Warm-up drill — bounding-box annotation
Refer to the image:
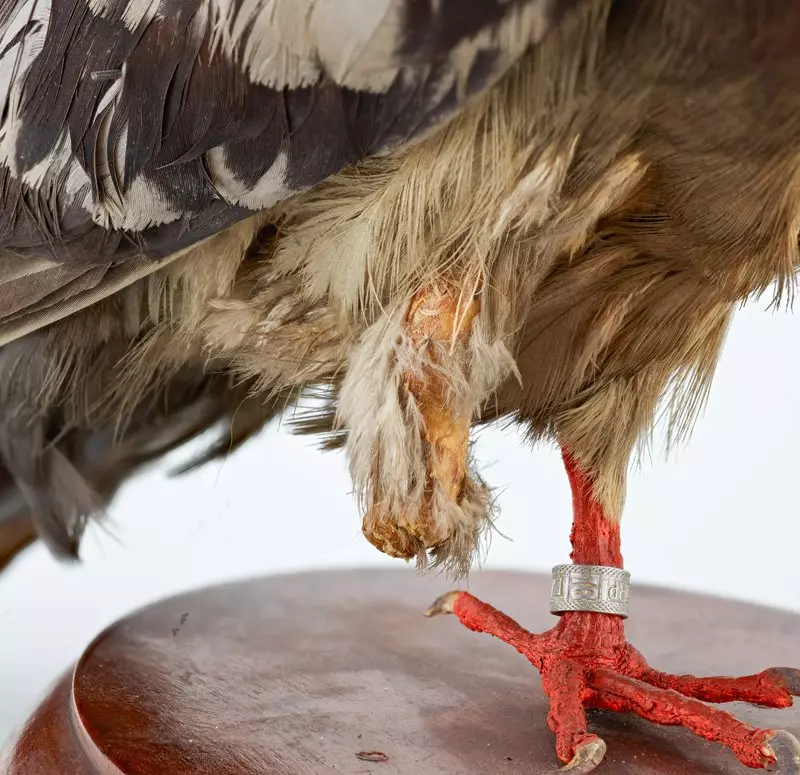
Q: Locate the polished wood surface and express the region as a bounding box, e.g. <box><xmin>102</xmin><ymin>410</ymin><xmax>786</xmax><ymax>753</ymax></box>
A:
<box><xmin>3</xmin><ymin>569</ymin><xmax>800</xmax><ymax>774</ymax></box>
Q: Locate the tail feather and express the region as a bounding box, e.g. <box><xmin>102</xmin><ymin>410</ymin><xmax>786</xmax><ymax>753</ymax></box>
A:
<box><xmin>0</xmin><ymin>335</ymin><xmax>282</xmax><ymax>562</ymax></box>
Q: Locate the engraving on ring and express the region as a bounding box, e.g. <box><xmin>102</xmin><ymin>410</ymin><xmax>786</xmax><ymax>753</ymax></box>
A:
<box><xmin>571</xmin><ymin>568</ymin><xmax>601</xmax><ymax>601</ymax></box>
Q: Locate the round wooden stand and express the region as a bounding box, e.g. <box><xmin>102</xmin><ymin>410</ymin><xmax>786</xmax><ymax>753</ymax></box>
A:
<box><xmin>3</xmin><ymin>569</ymin><xmax>799</xmax><ymax>774</ymax></box>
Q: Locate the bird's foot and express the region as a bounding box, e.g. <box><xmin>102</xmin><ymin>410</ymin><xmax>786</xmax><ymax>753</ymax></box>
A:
<box><xmin>427</xmin><ymin>591</ymin><xmax>800</xmax><ymax>773</ymax></box>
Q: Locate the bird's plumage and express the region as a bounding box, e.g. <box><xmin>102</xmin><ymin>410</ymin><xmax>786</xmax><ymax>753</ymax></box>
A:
<box><xmin>1</xmin><ymin>0</ymin><xmax>799</xmax><ymax>576</ymax></box>
<box><xmin>0</xmin><ymin>0</ymin><xmax>561</xmax><ymax>343</ymax></box>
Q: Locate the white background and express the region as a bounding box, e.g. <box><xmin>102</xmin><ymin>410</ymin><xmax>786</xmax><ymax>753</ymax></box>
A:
<box><xmin>1</xmin><ymin>299</ymin><xmax>799</xmax><ymax>745</ymax></box>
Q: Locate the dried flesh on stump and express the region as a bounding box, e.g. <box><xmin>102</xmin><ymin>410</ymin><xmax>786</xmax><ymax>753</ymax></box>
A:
<box><xmin>341</xmin><ymin>277</ymin><xmax>514</xmax><ymax>574</ymax></box>
<box><xmin>362</xmin><ymin>282</ymin><xmax>480</xmax><ymax>557</ymax></box>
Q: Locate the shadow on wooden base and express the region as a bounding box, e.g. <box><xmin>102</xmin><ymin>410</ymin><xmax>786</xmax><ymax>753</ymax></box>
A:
<box><xmin>3</xmin><ymin>569</ymin><xmax>799</xmax><ymax>774</ymax></box>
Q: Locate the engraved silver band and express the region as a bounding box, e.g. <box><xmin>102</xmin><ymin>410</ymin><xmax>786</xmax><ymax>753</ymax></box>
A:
<box><xmin>550</xmin><ymin>564</ymin><xmax>631</xmax><ymax>618</ymax></box>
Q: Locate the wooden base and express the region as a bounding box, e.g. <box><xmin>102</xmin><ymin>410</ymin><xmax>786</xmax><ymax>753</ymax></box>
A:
<box><xmin>3</xmin><ymin>569</ymin><xmax>800</xmax><ymax>774</ymax></box>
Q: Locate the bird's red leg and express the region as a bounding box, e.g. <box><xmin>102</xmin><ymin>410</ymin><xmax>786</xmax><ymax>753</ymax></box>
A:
<box><xmin>427</xmin><ymin>450</ymin><xmax>800</xmax><ymax>773</ymax></box>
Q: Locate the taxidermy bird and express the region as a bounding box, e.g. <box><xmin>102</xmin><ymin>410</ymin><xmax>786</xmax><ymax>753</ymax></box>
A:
<box><xmin>1</xmin><ymin>0</ymin><xmax>799</xmax><ymax>771</ymax></box>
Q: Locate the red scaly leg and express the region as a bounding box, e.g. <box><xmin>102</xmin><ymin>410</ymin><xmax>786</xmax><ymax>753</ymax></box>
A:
<box><xmin>426</xmin><ymin>450</ymin><xmax>800</xmax><ymax>773</ymax></box>
<box><xmin>425</xmin><ymin>590</ymin><xmax>608</xmax><ymax>772</ymax></box>
<box><xmin>543</xmin><ymin>659</ymin><xmax>607</xmax><ymax>773</ymax></box>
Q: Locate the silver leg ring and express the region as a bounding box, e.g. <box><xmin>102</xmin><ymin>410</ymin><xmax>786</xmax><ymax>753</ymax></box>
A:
<box><xmin>550</xmin><ymin>564</ymin><xmax>631</xmax><ymax>618</ymax></box>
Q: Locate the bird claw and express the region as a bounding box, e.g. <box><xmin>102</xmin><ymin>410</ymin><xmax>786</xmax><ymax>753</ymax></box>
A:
<box><xmin>424</xmin><ymin>590</ymin><xmax>462</xmax><ymax>618</ymax></box>
<box><xmin>765</xmin><ymin>730</ymin><xmax>800</xmax><ymax>774</ymax></box>
<box><xmin>768</xmin><ymin>668</ymin><xmax>800</xmax><ymax>697</ymax></box>
<box><xmin>555</xmin><ymin>737</ymin><xmax>607</xmax><ymax>774</ymax></box>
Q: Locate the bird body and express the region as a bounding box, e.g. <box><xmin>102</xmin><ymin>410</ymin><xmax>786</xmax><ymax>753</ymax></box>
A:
<box><xmin>1</xmin><ymin>1</ymin><xmax>800</xmax><ymax>769</ymax></box>
<box><xmin>1</xmin><ymin>0</ymin><xmax>797</xmax><ymax>564</ymax></box>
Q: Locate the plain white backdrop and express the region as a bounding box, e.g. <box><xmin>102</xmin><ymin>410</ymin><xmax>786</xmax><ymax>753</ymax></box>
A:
<box><xmin>1</xmin><ymin>297</ymin><xmax>799</xmax><ymax>745</ymax></box>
